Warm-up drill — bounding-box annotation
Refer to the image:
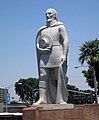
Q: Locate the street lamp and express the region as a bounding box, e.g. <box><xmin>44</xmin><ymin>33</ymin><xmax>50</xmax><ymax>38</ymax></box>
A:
<box><xmin>75</xmin><ymin>65</ymin><xmax>98</xmax><ymax>104</ymax></box>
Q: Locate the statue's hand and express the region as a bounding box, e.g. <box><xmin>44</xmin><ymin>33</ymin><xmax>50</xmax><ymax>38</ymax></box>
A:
<box><xmin>44</xmin><ymin>47</ymin><xmax>50</xmax><ymax>52</ymax></box>
<box><xmin>37</xmin><ymin>44</ymin><xmax>50</xmax><ymax>54</ymax></box>
<box><xmin>60</xmin><ymin>55</ymin><xmax>66</xmax><ymax>65</ymax></box>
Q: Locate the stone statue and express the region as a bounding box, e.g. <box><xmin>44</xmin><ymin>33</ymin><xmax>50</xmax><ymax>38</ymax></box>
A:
<box><xmin>34</xmin><ymin>8</ymin><xmax>69</xmax><ymax>105</ymax></box>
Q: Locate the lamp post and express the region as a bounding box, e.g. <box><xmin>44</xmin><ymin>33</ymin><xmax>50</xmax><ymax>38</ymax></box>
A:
<box><xmin>75</xmin><ymin>65</ymin><xmax>98</xmax><ymax>104</ymax></box>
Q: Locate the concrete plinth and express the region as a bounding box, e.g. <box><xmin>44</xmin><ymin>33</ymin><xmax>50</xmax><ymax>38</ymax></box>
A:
<box><xmin>23</xmin><ymin>104</ymin><xmax>99</xmax><ymax>120</ymax></box>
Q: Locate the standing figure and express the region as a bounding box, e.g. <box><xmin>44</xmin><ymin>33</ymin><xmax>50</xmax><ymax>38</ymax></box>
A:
<box><xmin>34</xmin><ymin>8</ymin><xmax>69</xmax><ymax>105</ymax></box>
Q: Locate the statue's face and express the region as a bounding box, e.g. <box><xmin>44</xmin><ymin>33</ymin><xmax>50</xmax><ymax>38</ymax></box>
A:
<box><xmin>46</xmin><ymin>10</ymin><xmax>55</xmax><ymax>22</ymax></box>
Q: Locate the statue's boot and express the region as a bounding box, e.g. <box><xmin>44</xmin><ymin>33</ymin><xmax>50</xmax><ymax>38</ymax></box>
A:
<box><xmin>56</xmin><ymin>92</ymin><xmax>67</xmax><ymax>104</ymax></box>
<box><xmin>57</xmin><ymin>100</ymin><xmax>67</xmax><ymax>104</ymax></box>
<box><xmin>33</xmin><ymin>99</ymin><xmax>46</xmax><ymax>105</ymax></box>
<box><xmin>33</xmin><ymin>81</ymin><xmax>47</xmax><ymax>105</ymax></box>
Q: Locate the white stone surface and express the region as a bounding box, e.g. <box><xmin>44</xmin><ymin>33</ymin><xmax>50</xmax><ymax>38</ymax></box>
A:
<box><xmin>34</xmin><ymin>8</ymin><xmax>69</xmax><ymax>105</ymax></box>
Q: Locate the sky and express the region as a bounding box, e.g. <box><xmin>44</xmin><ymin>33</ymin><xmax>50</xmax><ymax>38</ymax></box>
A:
<box><xmin>0</xmin><ymin>0</ymin><xmax>99</xmax><ymax>101</ymax></box>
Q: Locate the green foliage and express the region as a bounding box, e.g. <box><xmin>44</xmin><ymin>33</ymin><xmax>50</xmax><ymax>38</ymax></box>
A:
<box><xmin>82</xmin><ymin>68</ymin><xmax>94</xmax><ymax>88</ymax></box>
<box><xmin>79</xmin><ymin>38</ymin><xmax>99</xmax><ymax>94</ymax></box>
<box><xmin>15</xmin><ymin>78</ymin><xmax>39</xmax><ymax>104</ymax></box>
<box><xmin>79</xmin><ymin>38</ymin><xmax>99</xmax><ymax>65</ymax></box>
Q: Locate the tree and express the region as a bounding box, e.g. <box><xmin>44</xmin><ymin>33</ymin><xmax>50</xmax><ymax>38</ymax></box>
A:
<box><xmin>15</xmin><ymin>78</ymin><xmax>39</xmax><ymax>104</ymax></box>
<box><xmin>79</xmin><ymin>38</ymin><xmax>99</xmax><ymax>94</ymax></box>
<box><xmin>82</xmin><ymin>67</ymin><xmax>94</xmax><ymax>88</ymax></box>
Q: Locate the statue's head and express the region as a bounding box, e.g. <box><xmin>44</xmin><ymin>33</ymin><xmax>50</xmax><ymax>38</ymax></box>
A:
<box><xmin>46</xmin><ymin>8</ymin><xmax>57</xmax><ymax>22</ymax></box>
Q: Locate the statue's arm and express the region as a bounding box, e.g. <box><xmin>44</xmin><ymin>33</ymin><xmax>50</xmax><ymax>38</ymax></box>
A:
<box><xmin>59</xmin><ymin>25</ymin><xmax>68</xmax><ymax>64</ymax></box>
<box><xmin>36</xmin><ymin>32</ymin><xmax>50</xmax><ymax>54</ymax></box>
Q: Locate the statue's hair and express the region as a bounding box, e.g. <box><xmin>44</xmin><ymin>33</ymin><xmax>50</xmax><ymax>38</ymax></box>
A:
<box><xmin>46</xmin><ymin>8</ymin><xmax>58</xmax><ymax>20</ymax></box>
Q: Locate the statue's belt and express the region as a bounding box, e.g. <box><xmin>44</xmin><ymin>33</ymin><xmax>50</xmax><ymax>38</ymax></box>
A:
<box><xmin>52</xmin><ymin>41</ymin><xmax>60</xmax><ymax>46</ymax></box>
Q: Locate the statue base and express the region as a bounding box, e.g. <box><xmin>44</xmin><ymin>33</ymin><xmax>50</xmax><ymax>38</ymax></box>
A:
<box><xmin>23</xmin><ymin>104</ymin><xmax>99</xmax><ymax>120</ymax></box>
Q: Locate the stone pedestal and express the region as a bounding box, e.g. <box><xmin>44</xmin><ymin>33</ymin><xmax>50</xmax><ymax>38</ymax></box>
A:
<box><xmin>23</xmin><ymin>104</ymin><xmax>99</xmax><ymax>120</ymax></box>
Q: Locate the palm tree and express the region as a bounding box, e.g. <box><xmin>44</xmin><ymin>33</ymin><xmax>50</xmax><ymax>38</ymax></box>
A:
<box><xmin>79</xmin><ymin>38</ymin><xmax>99</xmax><ymax>94</ymax></box>
<box><xmin>79</xmin><ymin>38</ymin><xmax>99</xmax><ymax>65</ymax></box>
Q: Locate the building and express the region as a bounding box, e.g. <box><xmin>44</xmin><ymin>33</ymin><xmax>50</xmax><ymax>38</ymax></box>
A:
<box><xmin>0</xmin><ymin>87</ymin><xmax>8</xmax><ymax>101</ymax></box>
